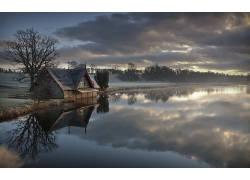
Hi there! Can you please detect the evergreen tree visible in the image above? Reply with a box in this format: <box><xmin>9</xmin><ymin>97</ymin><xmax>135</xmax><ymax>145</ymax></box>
<box><xmin>94</xmin><ymin>69</ymin><xmax>109</xmax><ymax>90</ymax></box>
<box><xmin>96</xmin><ymin>94</ymin><xmax>109</xmax><ymax>114</ymax></box>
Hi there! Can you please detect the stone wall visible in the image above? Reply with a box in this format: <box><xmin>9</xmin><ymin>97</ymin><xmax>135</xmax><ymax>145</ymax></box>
<box><xmin>33</xmin><ymin>74</ymin><xmax>64</xmax><ymax>99</ymax></box>
<box><xmin>63</xmin><ymin>90</ymin><xmax>98</xmax><ymax>101</ymax></box>
<box><xmin>50</xmin><ymin>80</ymin><xmax>64</xmax><ymax>99</ymax></box>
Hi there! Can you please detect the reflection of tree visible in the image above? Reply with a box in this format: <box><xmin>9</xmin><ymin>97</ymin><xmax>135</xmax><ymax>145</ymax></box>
<box><xmin>144</xmin><ymin>91</ymin><xmax>172</xmax><ymax>103</ymax></box>
<box><xmin>127</xmin><ymin>92</ymin><xmax>137</xmax><ymax>105</ymax></box>
<box><xmin>4</xmin><ymin>114</ymin><xmax>58</xmax><ymax>161</ymax></box>
<box><xmin>247</xmin><ymin>88</ymin><xmax>250</xmax><ymax>94</ymax></box>
<box><xmin>109</xmin><ymin>93</ymin><xmax>121</xmax><ymax>102</ymax></box>
<box><xmin>97</xmin><ymin>94</ymin><xmax>109</xmax><ymax>114</ymax></box>
<box><xmin>145</xmin><ymin>91</ymin><xmax>162</xmax><ymax>103</ymax></box>
<box><xmin>174</xmin><ymin>89</ymin><xmax>195</xmax><ymax>97</ymax></box>
<box><xmin>144</xmin><ymin>88</ymin><xmax>196</xmax><ymax>103</ymax></box>
<box><xmin>108</xmin><ymin>88</ymin><xmax>198</xmax><ymax>104</ymax></box>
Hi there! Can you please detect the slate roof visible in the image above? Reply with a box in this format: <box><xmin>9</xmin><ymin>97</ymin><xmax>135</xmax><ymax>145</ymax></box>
<box><xmin>50</xmin><ymin>110</ymin><xmax>85</xmax><ymax>131</ymax></box>
<box><xmin>46</xmin><ymin>67</ymin><xmax>99</xmax><ymax>90</ymax></box>
<box><xmin>48</xmin><ymin>105</ymin><xmax>96</xmax><ymax>133</ymax></box>
<box><xmin>34</xmin><ymin>105</ymin><xmax>98</xmax><ymax>133</ymax></box>
<box><xmin>89</xmin><ymin>75</ymin><xmax>100</xmax><ymax>89</ymax></box>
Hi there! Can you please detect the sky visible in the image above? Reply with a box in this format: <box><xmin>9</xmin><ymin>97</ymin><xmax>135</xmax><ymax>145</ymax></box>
<box><xmin>0</xmin><ymin>1</ymin><xmax>250</xmax><ymax>75</ymax></box>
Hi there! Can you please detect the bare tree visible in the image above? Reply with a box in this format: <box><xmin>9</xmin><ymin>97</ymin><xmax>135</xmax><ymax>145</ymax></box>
<box><xmin>68</xmin><ymin>61</ymin><xmax>78</xmax><ymax>69</ymax></box>
<box><xmin>68</xmin><ymin>61</ymin><xmax>86</xmax><ymax>69</ymax></box>
<box><xmin>127</xmin><ymin>63</ymin><xmax>137</xmax><ymax>73</ymax></box>
<box><xmin>4</xmin><ymin>114</ymin><xmax>58</xmax><ymax>161</ymax></box>
<box><xmin>4</xmin><ymin>28</ymin><xmax>59</xmax><ymax>88</ymax></box>
<box><xmin>110</xmin><ymin>64</ymin><xmax>119</xmax><ymax>70</ymax></box>
<box><xmin>90</xmin><ymin>64</ymin><xmax>96</xmax><ymax>73</ymax></box>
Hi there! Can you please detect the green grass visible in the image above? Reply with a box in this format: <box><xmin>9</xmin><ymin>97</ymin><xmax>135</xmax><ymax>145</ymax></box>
<box><xmin>0</xmin><ymin>98</ymin><xmax>34</xmax><ymax>111</ymax></box>
<box><xmin>0</xmin><ymin>73</ymin><xmax>30</xmax><ymax>88</ymax></box>
<box><xmin>0</xmin><ymin>73</ymin><xmax>32</xmax><ymax>111</ymax></box>
<box><xmin>0</xmin><ymin>87</ymin><xmax>29</xmax><ymax>98</ymax></box>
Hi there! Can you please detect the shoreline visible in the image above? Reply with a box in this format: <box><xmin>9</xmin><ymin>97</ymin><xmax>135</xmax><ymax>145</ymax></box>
<box><xmin>0</xmin><ymin>99</ymin><xmax>65</xmax><ymax>122</ymax></box>
<box><xmin>0</xmin><ymin>98</ymin><xmax>97</xmax><ymax>122</ymax></box>
<box><xmin>104</xmin><ymin>82</ymin><xmax>249</xmax><ymax>94</ymax></box>
<box><xmin>0</xmin><ymin>82</ymin><xmax>249</xmax><ymax>121</ymax></box>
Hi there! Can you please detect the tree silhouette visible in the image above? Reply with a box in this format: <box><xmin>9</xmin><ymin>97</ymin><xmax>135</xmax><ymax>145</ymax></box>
<box><xmin>109</xmin><ymin>93</ymin><xmax>121</xmax><ymax>102</ymax></box>
<box><xmin>246</xmin><ymin>88</ymin><xmax>250</xmax><ymax>94</ymax></box>
<box><xmin>4</xmin><ymin>28</ymin><xmax>59</xmax><ymax>88</ymax></box>
<box><xmin>97</xmin><ymin>94</ymin><xmax>109</xmax><ymax>114</ymax></box>
<box><xmin>4</xmin><ymin>114</ymin><xmax>58</xmax><ymax>161</ymax></box>
<box><xmin>94</xmin><ymin>69</ymin><xmax>109</xmax><ymax>90</ymax></box>
<box><xmin>139</xmin><ymin>64</ymin><xmax>245</xmax><ymax>83</ymax></box>
<box><xmin>127</xmin><ymin>92</ymin><xmax>137</xmax><ymax>105</ymax></box>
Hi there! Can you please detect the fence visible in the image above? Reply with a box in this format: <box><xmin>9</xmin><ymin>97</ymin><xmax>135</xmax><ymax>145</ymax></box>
<box><xmin>9</xmin><ymin>93</ymin><xmax>31</xmax><ymax>99</ymax></box>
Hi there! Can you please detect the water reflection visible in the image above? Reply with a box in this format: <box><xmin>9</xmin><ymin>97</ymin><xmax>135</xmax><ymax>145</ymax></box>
<box><xmin>1</xmin><ymin>85</ymin><xmax>250</xmax><ymax>167</ymax></box>
<box><xmin>34</xmin><ymin>105</ymin><xmax>96</xmax><ymax>134</ymax></box>
<box><xmin>82</xmin><ymin>85</ymin><xmax>250</xmax><ymax>167</ymax></box>
<box><xmin>109</xmin><ymin>93</ymin><xmax>121</xmax><ymax>102</ymax></box>
<box><xmin>127</xmin><ymin>92</ymin><xmax>137</xmax><ymax>105</ymax></box>
<box><xmin>108</xmin><ymin>86</ymin><xmax>250</xmax><ymax>104</ymax></box>
<box><xmin>247</xmin><ymin>87</ymin><xmax>250</xmax><ymax>94</ymax></box>
<box><xmin>3</xmin><ymin>104</ymin><xmax>97</xmax><ymax>162</ymax></box>
<box><xmin>108</xmin><ymin>87</ymin><xmax>196</xmax><ymax>104</ymax></box>
<box><xmin>4</xmin><ymin>114</ymin><xmax>58</xmax><ymax>160</ymax></box>
<box><xmin>97</xmin><ymin>94</ymin><xmax>109</xmax><ymax>114</ymax></box>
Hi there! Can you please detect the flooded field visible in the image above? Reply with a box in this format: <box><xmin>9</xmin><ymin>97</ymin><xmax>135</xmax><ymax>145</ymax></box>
<box><xmin>0</xmin><ymin>85</ymin><xmax>250</xmax><ymax>168</ymax></box>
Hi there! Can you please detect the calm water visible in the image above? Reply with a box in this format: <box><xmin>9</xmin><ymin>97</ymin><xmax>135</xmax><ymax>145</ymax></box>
<box><xmin>1</xmin><ymin>85</ymin><xmax>250</xmax><ymax>168</ymax></box>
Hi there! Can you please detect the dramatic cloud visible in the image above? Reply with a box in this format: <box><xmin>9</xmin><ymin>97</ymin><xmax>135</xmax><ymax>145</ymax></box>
<box><xmin>0</xmin><ymin>146</ymin><xmax>24</xmax><ymax>168</ymax></box>
<box><xmin>54</xmin><ymin>12</ymin><xmax>250</xmax><ymax>73</ymax></box>
<box><xmin>1</xmin><ymin>12</ymin><xmax>249</xmax><ymax>73</ymax></box>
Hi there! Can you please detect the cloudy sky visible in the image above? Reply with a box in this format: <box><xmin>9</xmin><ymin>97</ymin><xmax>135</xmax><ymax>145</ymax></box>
<box><xmin>0</xmin><ymin>4</ymin><xmax>249</xmax><ymax>75</ymax></box>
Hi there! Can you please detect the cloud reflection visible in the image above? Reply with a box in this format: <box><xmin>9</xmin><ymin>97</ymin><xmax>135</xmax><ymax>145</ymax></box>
<box><xmin>0</xmin><ymin>146</ymin><xmax>24</xmax><ymax>168</ymax></box>
<box><xmin>76</xmin><ymin>86</ymin><xmax>250</xmax><ymax>167</ymax></box>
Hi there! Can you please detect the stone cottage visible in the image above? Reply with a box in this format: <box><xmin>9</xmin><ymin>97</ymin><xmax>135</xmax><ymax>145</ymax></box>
<box><xmin>31</xmin><ymin>67</ymin><xmax>99</xmax><ymax>100</ymax></box>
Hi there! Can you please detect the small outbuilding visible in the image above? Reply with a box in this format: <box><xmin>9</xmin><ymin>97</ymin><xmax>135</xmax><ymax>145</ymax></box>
<box><xmin>31</xmin><ymin>67</ymin><xmax>100</xmax><ymax>100</ymax></box>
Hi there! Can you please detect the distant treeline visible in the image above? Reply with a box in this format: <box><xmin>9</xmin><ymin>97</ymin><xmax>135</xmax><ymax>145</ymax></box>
<box><xmin>114</xmin><ymin>63</ymin><xmax>248</xmax><ymax>83</ymax></box>
<box><xmin>0</xmin><ymin>67</ymin><xmax>22</xmax><ymax>74</ymax></box>
<box><xmin>1</xmin><ymin>62</ymin><xmax>250</xmax><ymax>83</ymax></box>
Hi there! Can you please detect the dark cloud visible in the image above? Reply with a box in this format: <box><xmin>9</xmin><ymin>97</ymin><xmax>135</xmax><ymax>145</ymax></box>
<box><xmin>57</xmin><ymin>44</ymin><xmax>204</xmax><ymax>68</ymax></box>
<box><xmin>202</xmin><ymin>27</ymin><xmax>250</xmax><ymax>47</ymax></box>
<box><xmin>0</xmin><ymin>12</ymin><xmax>250</xmax><ymax>72</ymax></box>
<box><xmin>197</xmin><ymin>58</ymin><xmax>250</xmax><ymax>72</ymax></box>
<box><xmin>36</xmin><ymin>12</ymin><xmax>250</xmax><ymax>72</ymax></box>
<box><xmin>55</xmin><ymin>13</ymin><xmax>250</xmax><ymax>45</ymax></box>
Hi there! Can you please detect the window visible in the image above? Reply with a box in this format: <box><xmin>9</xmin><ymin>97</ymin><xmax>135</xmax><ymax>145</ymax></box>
<box><xmin>79</xmin><ymin>78</ymin><xmax>85</xmax><ymax>87</ymax></box>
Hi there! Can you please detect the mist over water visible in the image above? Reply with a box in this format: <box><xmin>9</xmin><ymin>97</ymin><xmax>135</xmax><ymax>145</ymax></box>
<box><xmin>0</xmin><ymin>85</ymin><xmax>250</xmax><ymax>168</ymax></box>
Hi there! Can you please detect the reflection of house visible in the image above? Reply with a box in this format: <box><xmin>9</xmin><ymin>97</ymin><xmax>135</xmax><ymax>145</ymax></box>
<box><xmin>35</xmin><ymin>105</ymin><xmax>97</xmax><ymax>134</ymax></box>
<box><xmin>31</xmin><ymin>66</ymin><xmax>99</xmax><ymax>100</ymax></box>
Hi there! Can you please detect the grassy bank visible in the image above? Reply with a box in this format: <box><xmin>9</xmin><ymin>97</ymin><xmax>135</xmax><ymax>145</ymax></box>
<box><xmin>0</xmin><ymin>99</ymin><xmax>65</xmax><ymax>121</ymax></box>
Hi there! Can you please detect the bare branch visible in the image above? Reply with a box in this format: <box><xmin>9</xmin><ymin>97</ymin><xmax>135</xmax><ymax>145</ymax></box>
<box><xmin>4</xmin><ymin>28</ymin><xmax>60</xmax><ymax>88</ymax></box>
